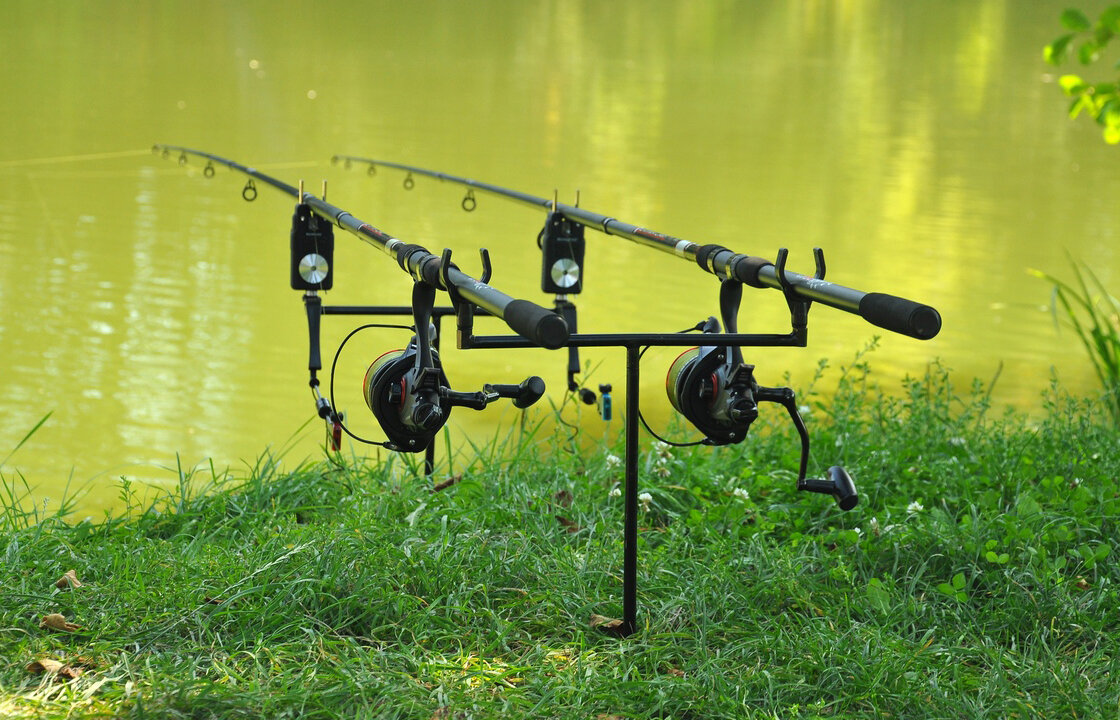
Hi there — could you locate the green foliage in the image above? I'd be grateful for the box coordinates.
[1031,260,1120,423]
[1044,5,1120,143]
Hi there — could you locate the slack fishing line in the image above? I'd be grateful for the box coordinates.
[328,322,414,447]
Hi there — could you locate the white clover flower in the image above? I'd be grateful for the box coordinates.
[732,488,750,501]
[907,500,924,515]
[638,491,653,512]
[609,487,622,498]
[869,516,880,535]
[653,465,671,479]
[605,453,622,469]
[854,526,863,538]
[949,437,966,447]
[798,404,811,415]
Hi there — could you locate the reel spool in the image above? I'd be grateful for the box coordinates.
[362,346,451,452]
[665,346,759,445]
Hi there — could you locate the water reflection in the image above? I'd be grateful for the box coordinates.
[0,0,1116,518]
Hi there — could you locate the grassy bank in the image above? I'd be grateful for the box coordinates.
[2,359,1118,719]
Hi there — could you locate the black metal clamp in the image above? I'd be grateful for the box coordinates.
[774,247,826,333]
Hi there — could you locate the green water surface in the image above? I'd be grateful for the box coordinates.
[1,0,1116,516]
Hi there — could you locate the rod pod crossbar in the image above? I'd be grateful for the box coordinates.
[333,154,942,341]
[153,145,569,350]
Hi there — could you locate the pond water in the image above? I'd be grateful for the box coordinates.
[2,0,1116,517]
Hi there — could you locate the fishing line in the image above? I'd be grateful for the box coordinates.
[636,322,708,448]
[328,322,414,447]
[0,148,152,168]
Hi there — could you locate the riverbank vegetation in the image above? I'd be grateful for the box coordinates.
[2,357,1117,718]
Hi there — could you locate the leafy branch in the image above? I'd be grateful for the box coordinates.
[1044,6,1120,143]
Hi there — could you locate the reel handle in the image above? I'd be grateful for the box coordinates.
[442,376,546,410]
[798,466,859,511]
[484,376,546,409]
[755,386,859,512]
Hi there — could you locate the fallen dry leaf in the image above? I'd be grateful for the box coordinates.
[596,715,624,720]
[26,658,83,679]
[589,613,625,635]
[203,596,223,605]
[39,613,81,632]
[1075,577,1091,591]
[553,489,573,508]
[55,569,82,590]
[665,666,686,678]
[431,475,461,493]
[555,515,581,533]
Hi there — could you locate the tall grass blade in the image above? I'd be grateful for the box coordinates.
[0,410,53,471]
[1032,260,1120,423]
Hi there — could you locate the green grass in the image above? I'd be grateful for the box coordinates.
[1,359,1118,719]
[1033,260,1120,424]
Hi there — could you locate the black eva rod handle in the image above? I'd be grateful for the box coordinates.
[858,292,942,340]
[503,299,570,349]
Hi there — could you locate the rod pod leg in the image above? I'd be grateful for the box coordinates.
[622,345,640,637]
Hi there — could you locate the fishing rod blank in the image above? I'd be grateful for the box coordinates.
[332,154,941,341]
[153,145,568,350]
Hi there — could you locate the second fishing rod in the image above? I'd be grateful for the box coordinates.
[333,154,942,342]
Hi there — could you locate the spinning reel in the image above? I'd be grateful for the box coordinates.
[288,196,549,454]
[663,279,858,510]
[356,275,546,453]
[362,332,453,452]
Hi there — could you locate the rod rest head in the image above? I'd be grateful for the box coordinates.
[798,466,858,511]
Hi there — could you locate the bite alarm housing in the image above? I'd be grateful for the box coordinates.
[291,203,334,291]
[540,211,585,295]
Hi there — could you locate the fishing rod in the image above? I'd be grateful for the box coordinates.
[333,154,942,342]
[153,144,562,455]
